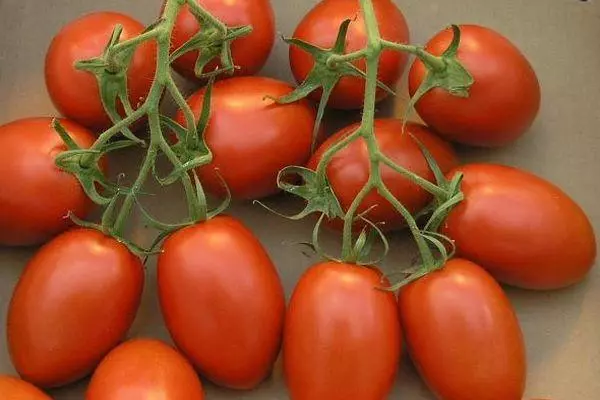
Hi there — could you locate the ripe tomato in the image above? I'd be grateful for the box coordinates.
[158,216,285,389]
[308,119,459,230]
[176,76,316,200]
[86,339,205,400]
[45,12,156,130]
[398,258,526,400]
[441,164,597,290]
[0,375,51,400]
[290,0,410,109]
[7,229,144,388]
[0,117,99,247]
[169,0,275,80]
[408,25,541,147]
[284,262,401,400]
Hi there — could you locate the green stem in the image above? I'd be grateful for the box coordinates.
[186,0,227,32]
[381,39,446,72]
[379,154,448,198]
[166,75,197,148]
[315,128,362,182]
[327,49,367,67]
[111,28,161,56]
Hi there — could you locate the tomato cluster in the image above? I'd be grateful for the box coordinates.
[0,0,596,400]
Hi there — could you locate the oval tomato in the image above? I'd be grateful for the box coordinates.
[45,12,156,130]
[290,0,410,109]
[308,119,458,230]
[169,0,275,80]
[441,164,596,290]
[0,375,51,400]
[408,25,540,147]
[398,258,526,400]
[0,117,99,246]
[86,339,205,400]
[176,76,316,200]
[7,229,144,388]
[158,216,285,389]
[284,262,401,400]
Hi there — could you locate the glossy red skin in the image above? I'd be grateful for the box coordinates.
[409,25,540,147]
[0,375,51,400]
[442,164,597,290]
[308,119,459,230]
[176,76,315,199]
[399,258,526,400]
[158,216,285,389]
[86,339,205,400]
[284,262,401,400]
[45,12,156,130]
[290,0,410,109]
[7,229,144,388]
[0,117,99,246]
[169,0,275,80]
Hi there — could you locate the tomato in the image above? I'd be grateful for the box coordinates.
[398,258,526,400]
[158,216,285,389]
[45,12,156,130]
[169,0,275,80]
[284,262,401,400]
[7,229,144,388]
[0,117,100,247]
[289,0,410,109]
[408,25,540,147]
[176,76,316,200]
[308,119,459,230]
[86,339,205,400]
[0,375,51,400]
[441,164,596,290]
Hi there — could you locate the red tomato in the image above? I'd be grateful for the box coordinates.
[290,0,410,109]
[169,0,275,80]
[45,12,156,130]
[442,164,597,290]
[284,262,401,400]
[158,216,285,389]
[308,119,459,230]
[0,117,99,246]
[7,229,144,388]
[408,25,540,147]
[0,375,51,400]
[399,258,526,400]
[86,339,205,400]
[176,76,315,200]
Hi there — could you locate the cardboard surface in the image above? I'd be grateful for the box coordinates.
[1,0,599,398]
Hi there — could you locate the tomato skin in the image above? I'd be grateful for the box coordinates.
[441,164,596,290]
[408,25,540,147]
[169,0,275,80]
[284,262,401,400]
[290,0,410,109]
[86,339,205,400]
[0,375,51,400]
[308,119,459,230]
[398,258,526,400]
[158,216,285,389]
[45,12,156,130]
[176,76,315,200]
[0,117,99,246]
[7,229,144,388]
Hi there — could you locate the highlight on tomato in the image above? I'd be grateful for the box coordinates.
[442,163,597,290]
[409,24,541,147]
[86,339,205,400]
[308,119,459,231]
[284,262,401,400]
[176,76,316,200]
[7,228,144,388]
[169,0,275,80]
[0,117,99,247]
[0,375,51,400]
[45,11,157,130]
[158,216,285,390]
[398,258,526,400]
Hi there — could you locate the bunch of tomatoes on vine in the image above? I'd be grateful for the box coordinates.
[0,0,596,399]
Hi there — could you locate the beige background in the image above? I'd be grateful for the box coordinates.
[1,0,599,399]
